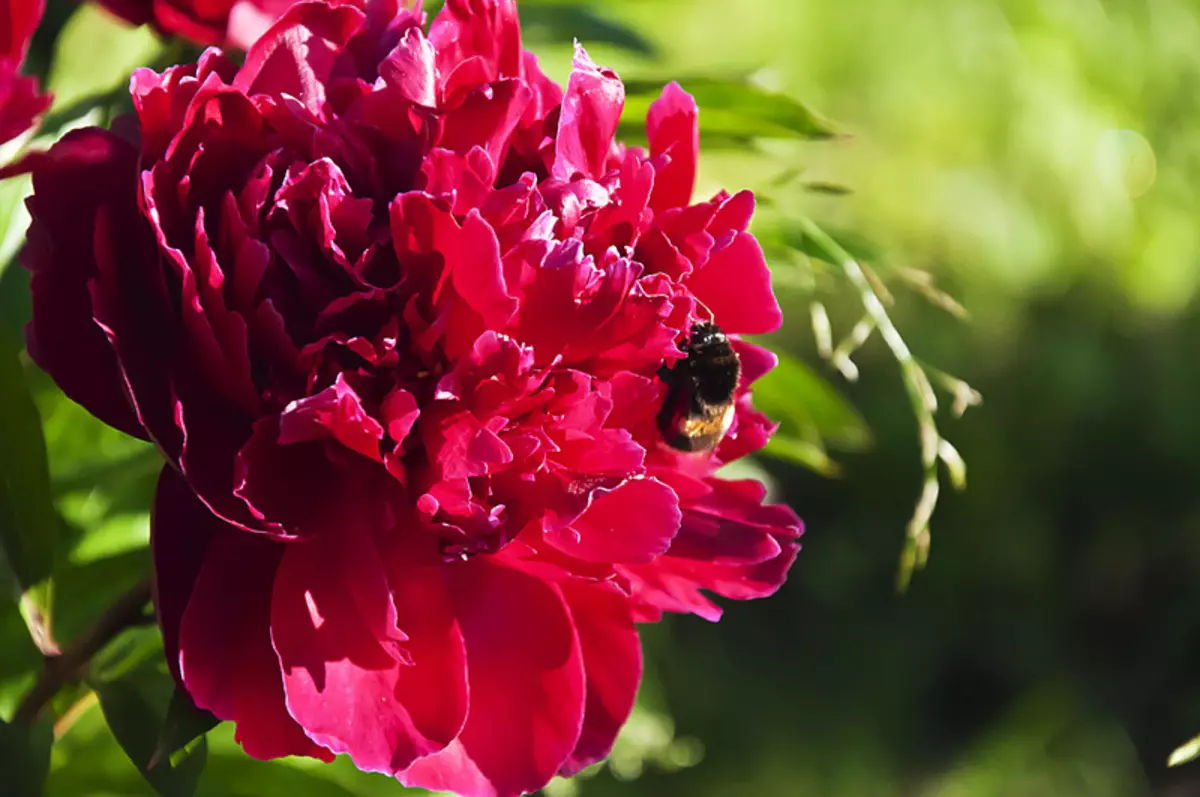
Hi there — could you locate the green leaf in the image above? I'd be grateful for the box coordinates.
[29,373,159,569]
[95,657,207,797]
[149,689,219,774]
[520,5,654,55]
[753,350,871,452]
[760,435,842,477]
[0,350,58,632]
[52,548,151,646]
[48,4,164,113]
[0,588,40,721]
[92,625,163,684]
[0,717,53,796]
[0,258,31,347]
[621,76,838,144]
[0,171,32,276]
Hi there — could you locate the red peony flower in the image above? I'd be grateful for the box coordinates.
[23,1,800,794]
[97,0,307,48]
[0,0,50,147]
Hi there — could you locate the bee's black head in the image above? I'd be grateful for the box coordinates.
[688,321,728,350]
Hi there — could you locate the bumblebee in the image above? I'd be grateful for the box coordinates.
[657,321,741,452]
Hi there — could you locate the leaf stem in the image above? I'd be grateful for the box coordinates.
[13,579,153,725]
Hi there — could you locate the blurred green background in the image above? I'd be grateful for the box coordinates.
[6,0,1200,795]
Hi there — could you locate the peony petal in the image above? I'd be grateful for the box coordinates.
[686,231,783,335]
[235,414,404,538]
[647,82,699,211]
[235,1,365,113]
[710,188,756,237]
[22,128,149,440]
[0,68,50,147]
[548,478,680,565]
[381,387,420,444]
[731,337,778,388]
[391,192,517,328]
[277,373,385,462]
[227,0,301,50]
[429,0,522,86]
[151,466,217,684]
[553,43,624,182]
[271,529,468,774]
[618,478,801,621]
[451,210,518,328]
[558,580,641,776]
[440,79,532,170]
[0,0,43,62]
[177,513,333,762]
[400,560,586,797]
[378,25,438,107]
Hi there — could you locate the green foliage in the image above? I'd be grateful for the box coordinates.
[94,655,208,797]
[0,350,57,592]
[47,5,163,113]
[0,349,58,657]
[0,716,54,795]
[753,350,870,476]
[151,690,219,776]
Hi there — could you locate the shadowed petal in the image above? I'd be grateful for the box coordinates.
[558,580,641,776]
[176,504,333,761]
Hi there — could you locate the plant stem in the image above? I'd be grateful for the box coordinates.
[13,579,153,725]
[796,217,943,591]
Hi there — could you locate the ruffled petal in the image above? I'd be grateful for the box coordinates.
[234,1,365,112]
[429,0,522,85]
[619,478,801,621]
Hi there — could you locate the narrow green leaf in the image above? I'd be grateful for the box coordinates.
[784,222,883,265]
[622,76,838,142]
[0,351,58,633]
[803,181,853,196]
[0,717,53,796]
[48,5,163,112]
[753,350,871,452]
[95,657,207,797]
[149,689,219,773]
